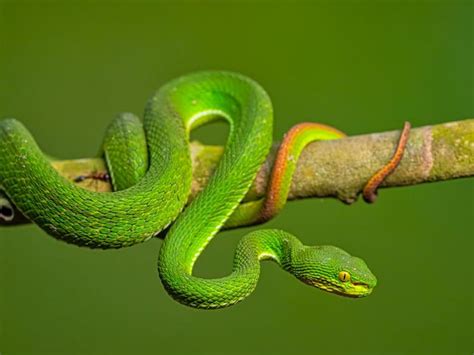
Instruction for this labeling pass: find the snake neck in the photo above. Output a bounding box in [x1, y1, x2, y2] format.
[158, 229, 303, 309]
[232, 229, 302, 274]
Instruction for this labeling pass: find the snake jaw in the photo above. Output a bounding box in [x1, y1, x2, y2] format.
[345, 282, 373, 298]
[343, 276, 378, 298]
[300, 278, 373, 298]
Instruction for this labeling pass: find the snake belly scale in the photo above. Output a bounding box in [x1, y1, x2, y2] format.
[0, 71, 377, 309]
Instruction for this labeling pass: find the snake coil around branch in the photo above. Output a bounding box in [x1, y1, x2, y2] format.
[1, 71, 472, 309]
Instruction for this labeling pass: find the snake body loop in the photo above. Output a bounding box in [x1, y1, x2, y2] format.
[0, 71, 376, 308]
[0, 77, 193, 248]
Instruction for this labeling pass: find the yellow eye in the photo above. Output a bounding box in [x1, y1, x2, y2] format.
[338, 271, 351, 282]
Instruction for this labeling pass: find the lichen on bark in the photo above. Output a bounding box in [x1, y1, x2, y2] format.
[29, 119, 474, 204]
[2, 118, 472, 227]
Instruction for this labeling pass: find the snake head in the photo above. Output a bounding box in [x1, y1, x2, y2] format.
[291, 245, 377, 298]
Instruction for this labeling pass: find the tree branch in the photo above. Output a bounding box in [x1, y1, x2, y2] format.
[50, 119, 473, 205]
[2, 119, 472, 226]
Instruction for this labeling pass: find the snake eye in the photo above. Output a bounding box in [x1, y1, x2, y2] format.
[338, 271, 351, 282]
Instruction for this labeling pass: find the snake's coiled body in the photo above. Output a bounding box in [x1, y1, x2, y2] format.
[0, 71, 376, 308]
[0, 77, 193, 248]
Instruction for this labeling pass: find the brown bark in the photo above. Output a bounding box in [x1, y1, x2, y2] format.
[51, 118, 473, 204]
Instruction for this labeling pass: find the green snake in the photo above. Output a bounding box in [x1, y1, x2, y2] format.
[0, 71, 377, 309]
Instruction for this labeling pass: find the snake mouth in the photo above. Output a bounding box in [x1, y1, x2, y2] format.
[329, 282, 372, 298]
[302, 277, 373, 298]
[347, 282, 372, 298]
[352, 281, 369, 287]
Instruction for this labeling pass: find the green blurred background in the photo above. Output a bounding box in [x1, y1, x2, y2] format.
[0, 1, 472, 354]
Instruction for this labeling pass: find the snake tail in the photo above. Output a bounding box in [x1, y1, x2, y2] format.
[260, 122, 346, 222]
[363, 121, 411, 203]
[225, 122, 346, 228]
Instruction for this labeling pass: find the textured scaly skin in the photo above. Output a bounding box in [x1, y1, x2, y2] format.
[103, 112, 149, 191]
[0, 74, 193, 248]
[0, 71, 377, 308]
